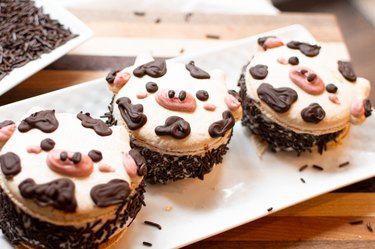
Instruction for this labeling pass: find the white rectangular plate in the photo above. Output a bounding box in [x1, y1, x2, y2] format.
[0, 25, 374, 249]
[0, 0, 92, 95]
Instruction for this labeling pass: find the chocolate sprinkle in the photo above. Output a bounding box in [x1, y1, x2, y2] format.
[91, 179, 131, 207]
[19, 178, 77, 212]
[77, 112, 112, 136]
[367, 222, 373, 232]
[257, 83, 298, 113]
[0, 120, 14, 129]
[145, 82, 159, 93]
[143, 241, 153, 247]
[155, 116, 191, 139]
[0, 152, 21, 179]
[287, 41, 321, 57]
[301, 103, 326, 123]
[88, 149, 103, 162]
[129, 149, 147, 176]
[116, 97, 147, 130]
[196, 90, 209, 101]
[349, 219, 363, 225]
[312, 164, 324, 171]
[338, 60, 357, 82]
[18, 110, 59, 133]
[288, 56, 299, 65]
[300, 178, 306, 183]
[338, 161, 350, 168]
[267, 207, 273, 212]
[209, 111, 235, 138]
[105, 69, 119, 84]
[249, 64, 268, 80]
[133, 60, 167, 78]
[40, 138, 55, 151]
[205, 34, 220, 40]
[0, 181, 146, 249]
[364, 99, 373, 118]
[239, 78, 342, 155]
[299, 164, 308, 172]
[144, 220, 162, 230]
[185, 61, 210, 79]
[326, 83, 338, 93]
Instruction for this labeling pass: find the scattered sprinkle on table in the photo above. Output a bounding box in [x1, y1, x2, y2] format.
[143, 241, 153, 247]
[144, 220, 162, 230]
[367, 222, 373, 232]
[133, 11, 145, 16]
[300, 177, 306, 183]
[267, 207, 273, 212]
[205, 34, 220, 39]
[338, 161, 350, 168]
[349, 219, 363, 225]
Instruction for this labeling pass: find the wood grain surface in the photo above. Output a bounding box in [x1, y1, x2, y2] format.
[1, 9, 375, 248]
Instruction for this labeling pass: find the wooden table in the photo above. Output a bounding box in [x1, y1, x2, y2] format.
[1, 10, 375, 249]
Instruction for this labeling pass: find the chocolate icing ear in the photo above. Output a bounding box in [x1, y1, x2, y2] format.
[155, 116, 191, 139]
[208, 111, 235, 138]
[18, 110, 59, 133]
[116, 97, 147, 130]
[133, 60, 167, 78]
[185, 61, 210, 79]
[338, 61, 357, 82]
[77, 112, 112, 136]
[90, 179, 131, 207]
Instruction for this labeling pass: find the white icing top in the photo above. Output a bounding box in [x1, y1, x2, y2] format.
[113, 55, 242, 155]
[246, 44, 371, 134]
[0, 110, 142, 225]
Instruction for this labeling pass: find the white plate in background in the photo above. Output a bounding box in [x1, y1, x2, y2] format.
[0, 25, 373, 249]
[0, 0, 92, 95]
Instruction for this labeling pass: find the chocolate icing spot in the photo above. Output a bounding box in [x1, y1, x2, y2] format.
[40, 138, 55, 151]
[326, 83, 338, 93]
[257, 83, 298, 113]
[0, 152, 21, 179]
[209, 111, 235, 138]
[338, 61, 357, 82]
[288, 56, 299, 65]
[196, 90, 209, 101]
[19, 178, 77, 212]
[129, 149, 147, 176]
[133, 60, 167, 78]
[168, 90, 175, 98]
[105, 69, 119, 84]
[178, 90, 187, 101]
[77, 112, 112, 136]
[364, 99, 373, 118]
[0, 120, 14, 129]
[257, 36, 276, 49]
[71, 152, 82, 164]
[249, 64, 268, 80]
[90, 179, 131, 207]
[145, 82, 159, 93]
[18, 110, 59, 133]
[185, 61, 210, 79]
[60, 151, 68, 161]
[88, 149, 103, 162]
[116, 97, 147, 130]
[301, 103, 326, 123]
[287, 41, 321, 57]
[155, 116, 191, 139]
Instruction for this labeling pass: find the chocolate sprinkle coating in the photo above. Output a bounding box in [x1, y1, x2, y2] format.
[287, 41, 321, 57]
[288, 56, 299, 65]
[196, 90, 209, 101]
[88, 149, 103, 162]
[239, 77, 342, 155]
[105, 69, 119, 84]
[116, 97, 147, 130]
[18, 110, 59, 133]
[185, 61, 210, 79]
[91, 179, 131, 207]
[301, 103, 326, 123]
[364, 99, 373, 118]
[133, 60, 167, 78]
[0, 120, 14, 129]
[19, 178, 77, 212]
[326, 83, 338, 93]
[145, 82, 159, 93]
[0, 152, 21, 179]
[40, 138, 55, 151]
[77, 112, 112, 136]
[257, 83, 298, 113]
[338, 60, 357, 82]
[249, 64, 268, 80]
[155, 116, 191, 139]
[208, 111, 235, 138]
[129, 149, 147, 176]
[131, 134, 232, 184]
[0, 181, 146, 249]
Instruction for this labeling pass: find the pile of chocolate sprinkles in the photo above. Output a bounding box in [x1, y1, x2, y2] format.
[0, 0, 77, 80]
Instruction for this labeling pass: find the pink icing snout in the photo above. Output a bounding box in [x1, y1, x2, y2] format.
[114, 71, 131, 89]
[155, 89, 197, 112]
[263, 37, 284, 49]
[0, 123, 16, 144]
[289, 66, 325, 95]
[351, 99, 365, 118]
[47, 149, 94, 177]
[123, 151, 138, 178]
[224, 94, 241, 111]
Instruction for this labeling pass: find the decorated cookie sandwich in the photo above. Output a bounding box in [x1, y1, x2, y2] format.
[106, 55, 242, 184]
[0, 109, 146, 249]
[239, 36, 372, 154]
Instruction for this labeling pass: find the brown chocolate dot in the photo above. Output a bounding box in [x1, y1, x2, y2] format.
[196, 90, 209, 101]
[301, 103, 325, 123]
[0, 152, 21, 179]
[288, 56, 299, 65]
[145, 82, 158, 93]
[326, 84, 338, 93]
[249, 64, 268, 80]
[179, 91, 186, 101]
[88, 150, 103, 162]
[40, 138, 55, 151]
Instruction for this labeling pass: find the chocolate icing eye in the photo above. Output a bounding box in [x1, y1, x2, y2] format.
[145, 82, 159, 93]
[326, 84, 338, 93]
[88, 149, 103, 162]
[116, 97, 147, 130]
[288, 56, 299, 65]
[18, 110, 59, 133]
[287, 41, 321, 57]
[40, 138, 55, 151]
[257, 83, 298, 113]
[77, 112, 112, 136]
[301, 103, 326, 123]
[338, 61, 357, 82]
[249, 64, 268, 80]
[133, 60, 167, 78]
[155, 116, 191, 139]
[0, 152, 21, 179]
[208, 111, 235, 138]
[90, 179, 131, 207]
[196, 90, 209, 101]
[185, 61, 210, 79]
